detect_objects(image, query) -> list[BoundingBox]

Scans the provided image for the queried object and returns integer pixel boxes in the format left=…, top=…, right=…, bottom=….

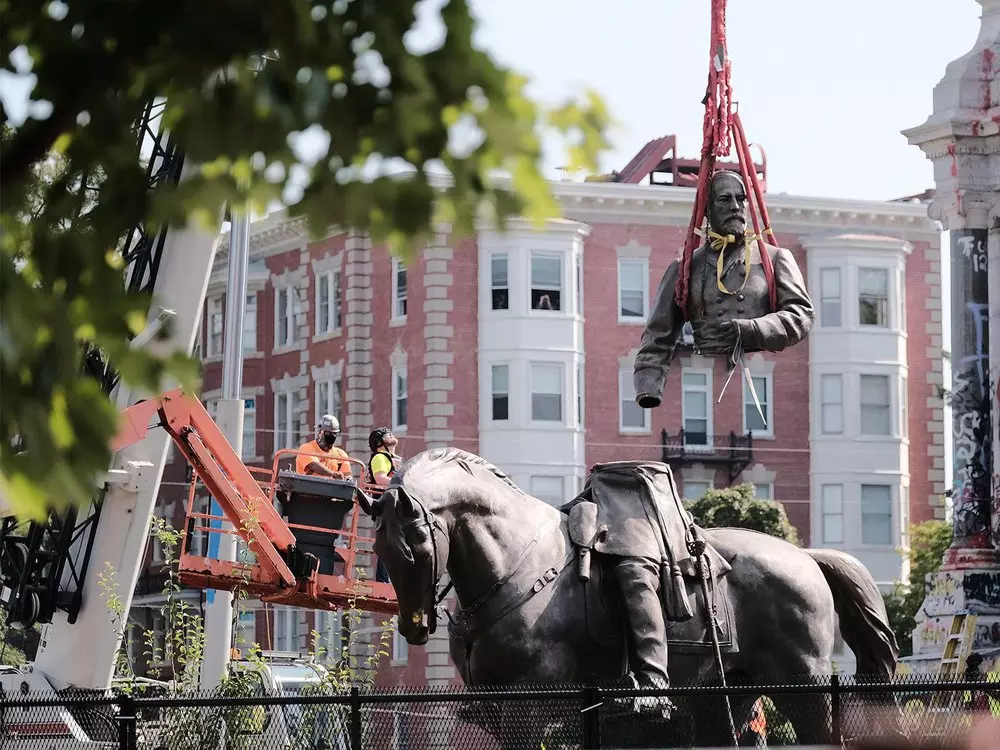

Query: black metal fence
left=1, top=675, right=996, bottom=749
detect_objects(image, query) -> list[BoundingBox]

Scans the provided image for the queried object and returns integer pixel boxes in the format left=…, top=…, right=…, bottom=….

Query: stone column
left=900, top=0, right=1000, bottom=672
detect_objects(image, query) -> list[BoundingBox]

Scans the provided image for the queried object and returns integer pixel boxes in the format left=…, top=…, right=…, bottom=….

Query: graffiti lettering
left=956, top=235, right=988, bottom=274
left=966, top=571, right=1000, bottom=610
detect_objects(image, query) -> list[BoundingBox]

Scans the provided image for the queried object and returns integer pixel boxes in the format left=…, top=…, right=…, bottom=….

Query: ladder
left=938, top=613, right=978, bottom=679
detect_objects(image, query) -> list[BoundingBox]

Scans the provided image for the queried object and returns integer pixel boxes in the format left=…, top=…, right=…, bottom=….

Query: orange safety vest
left=294, top=440, right=352, bottom=477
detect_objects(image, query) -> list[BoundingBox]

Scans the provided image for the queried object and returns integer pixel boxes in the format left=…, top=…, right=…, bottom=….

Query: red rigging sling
left=674, top=0, right=778, bottom=319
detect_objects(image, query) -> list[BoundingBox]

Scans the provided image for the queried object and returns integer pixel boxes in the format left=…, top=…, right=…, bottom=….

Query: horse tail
left=805, top=548, right=899, bottom=678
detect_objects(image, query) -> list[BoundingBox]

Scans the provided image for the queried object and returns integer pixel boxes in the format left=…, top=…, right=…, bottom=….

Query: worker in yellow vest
left=963, top=653, right=1000, bottom=716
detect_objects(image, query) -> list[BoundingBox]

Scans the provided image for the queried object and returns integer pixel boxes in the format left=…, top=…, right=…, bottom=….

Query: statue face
left=707, top=173, right=748, bottom=238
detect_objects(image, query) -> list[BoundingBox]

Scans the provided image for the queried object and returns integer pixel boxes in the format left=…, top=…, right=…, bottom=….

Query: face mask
left=318, top=432, right=337, bottom=449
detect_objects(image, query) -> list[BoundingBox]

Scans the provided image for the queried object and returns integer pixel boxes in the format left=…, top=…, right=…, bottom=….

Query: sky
left=1, top=0, right=984, bottom=202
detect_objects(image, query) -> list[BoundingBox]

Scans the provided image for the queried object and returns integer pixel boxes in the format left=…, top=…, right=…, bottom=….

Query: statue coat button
left=737, top=307, right=744, bottom=314
left=737, top=294, right=745, bottom=301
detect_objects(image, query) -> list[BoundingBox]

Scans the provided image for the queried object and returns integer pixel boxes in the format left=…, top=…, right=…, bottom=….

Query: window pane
left=822, top=485, right=844, bottom=544
left=620, top=371, right=645, bottom=429
left=860, top=375, right=890, bottom=435
left=859, top=268, right=888, bottom=296
left=242, top=408, right=256, bottom=460
left=683, top=391, right=706, bottom=419
left=744, top=376, right=769, bottom=433
left=532, top=394, right=562, bottom=421
left=491, top=365, right=509, bottom=393
left=244, top=294, right=257, bottom=353
left=822, top=404, right=843, bottom=434
left=621, top=290, right=646, bottom=319
left=682, top=371, right=707, bottom=388
left=821, top=374, right=842, bottom=403
left=492, top=395, right=509, bottom=421
left=861, top=485, right=892, bottom=545
left=860, top=375, right=889, bottom=404
left=821, top=301, right=841, bottom=328
left=684, top=481, right=709, bottom=500
left=823, top=515, right=844, bottom=545
left=820, top=268, right=840, bottom=297
left=684, top=419, right=708, bottom=445
left=619, top=261, right=644, bottom=291
left=317, top=381, right=329, bottom=421
left=531, top=476, right=564, bottom=506
left=531, top=363, right=562, bottom=395
left=318, top=274, right=330, bottom=331
left=491, top=255, right=508, bottom=287
left=755, top=484, right=772, bottom=500
left=531, top=256, right=561, bottom=288
left=859, top=268, right=889, bottom=327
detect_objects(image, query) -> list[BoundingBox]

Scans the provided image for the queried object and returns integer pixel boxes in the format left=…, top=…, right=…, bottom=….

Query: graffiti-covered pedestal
left=901, top=0, right=1000, bottom=675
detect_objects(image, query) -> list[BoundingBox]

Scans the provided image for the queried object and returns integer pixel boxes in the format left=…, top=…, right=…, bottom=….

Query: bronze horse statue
left=367, top=448, right=899, bottom=747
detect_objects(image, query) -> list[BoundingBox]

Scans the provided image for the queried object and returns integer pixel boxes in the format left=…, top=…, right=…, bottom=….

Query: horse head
left=371, top=483, right=450, bottom=645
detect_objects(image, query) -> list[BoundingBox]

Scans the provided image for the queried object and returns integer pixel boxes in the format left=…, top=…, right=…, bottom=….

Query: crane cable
left=674, top=0, right=778, bottom=319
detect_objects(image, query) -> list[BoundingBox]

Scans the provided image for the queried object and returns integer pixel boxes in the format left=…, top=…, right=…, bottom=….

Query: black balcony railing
left=660, top=429, right=754, bottom=483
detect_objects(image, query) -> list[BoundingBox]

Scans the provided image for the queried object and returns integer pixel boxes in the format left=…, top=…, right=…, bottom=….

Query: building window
left=821, top=374, right=843, bottom=435
left=316, top=270, right=342, bottom=334
left=490, top=364, right=509, bottom=421
left=743, top=374, right=772, bottom=437
left=858, top=268, right=889, bottom=327
left=242, top=397, right=256, bottom=460
left=207, top=296, right=223, bottom=357
left=274, top=606, right=303, bottom=653
left=392, top=366, right=408, bottom=431
left=491, top=254, right=509, bottom=311
left=244, top=293, right=258, bottom=354
left=619, top=368, right=649, bottom=432
left=901, top=377, right=908, bottom=440
left=684, top=480, right=710, bottom=500
left=530, top=362, right=563, bottom=422
left=275, top=285, right=299, bottom=348
left=755, top=483, right=774, bottom=501
left=618, top=258, right=648, bottom=321
left=530, top=253, right=562, bottom=311
left=860, top=374, right=891, bottom=435
left=821, top=484, right=843, bottom=544
left=861, top=484, right=892, bottom=545
left=392, top=617, right=409, bottom=665
left=315, top=377, right=342, bottom=423
left=575, top=253, right=583, bottom=315
left=188, top=495, right=211, bottom=557
left=274, top=390, right=298, bottom=451
left=819, top=268, right=841, bottom=328
left=577, top=363, right=584, bottom=427
left=236, top=610, right=256, bottom=652
left=530, top=475, right=564, bottom=506
left=681, top=370, right=712, bottom=447
left=392, top=258, right=407, bottom=320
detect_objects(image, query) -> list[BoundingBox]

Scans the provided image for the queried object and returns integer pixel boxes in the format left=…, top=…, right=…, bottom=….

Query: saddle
left=560, top=460, right=738, bottom=654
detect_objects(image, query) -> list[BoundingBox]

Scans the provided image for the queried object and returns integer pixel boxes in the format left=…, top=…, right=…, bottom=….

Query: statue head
left=707, top=170, right=748, bottom=240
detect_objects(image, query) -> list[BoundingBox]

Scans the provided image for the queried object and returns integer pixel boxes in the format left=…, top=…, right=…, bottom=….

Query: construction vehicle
left=0, top=98, right=396, bottom=745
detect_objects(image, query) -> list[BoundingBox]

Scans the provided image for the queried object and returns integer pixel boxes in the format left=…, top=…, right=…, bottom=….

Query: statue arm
left=634, top=260, right=683, bottom=408
left=740, top=247, right=815, bottom=352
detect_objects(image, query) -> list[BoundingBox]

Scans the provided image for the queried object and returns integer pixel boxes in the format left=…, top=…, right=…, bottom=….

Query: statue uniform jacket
left=634, top=241, right=814, bottom=404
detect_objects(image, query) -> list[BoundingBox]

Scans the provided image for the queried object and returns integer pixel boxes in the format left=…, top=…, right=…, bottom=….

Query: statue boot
left=615, top=558, right=674, bottom=718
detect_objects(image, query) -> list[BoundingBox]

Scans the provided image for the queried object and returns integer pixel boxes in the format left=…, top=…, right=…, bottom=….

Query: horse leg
left=769, top=691, right=834, bottom=746
left=685, top=692, right=758, bottom=748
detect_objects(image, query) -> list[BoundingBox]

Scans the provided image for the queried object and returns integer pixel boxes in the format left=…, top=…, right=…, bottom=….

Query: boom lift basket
left=115, top=390, right=397, bottom=615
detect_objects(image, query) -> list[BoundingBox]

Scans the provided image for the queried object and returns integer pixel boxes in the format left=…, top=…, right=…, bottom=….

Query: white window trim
left=314, top=376, right=342, bottom=424
left=681, top=368, right=714, bottom=450
left=530, top=475, right=564, bottom=506
left=617, top=257, right=649, bottom=325
left=529, top=361, right=565, bottom=425
left=490, top=252, right=510, bottom=313
left=754, top=482, right=774, bottom=501
left=857, top=266, right=892, bottom=330
left=859, top=483, right=895, bottom=548
left=242, top=398, right=257, bottom=462
left=391, top=257, right=408, bottom=324
left=576, top=363, right=584, bottom=429
left=391, top=617, right=409, bottom=665
left=820, top=373, right=844, bottom=436
left=206, top=296, right=224, bottom=360
left=818, top=267, right=842, bottom=329
left=273, top=284, right=300, bottom=352
left=575, top=251, right=584, bottom=318
left=243, top=292, right=259, bottom=356
left=742, top=372, right=774, bottom=439
left=858, top=373, right=894, bottom=438
left=391, top=365, right=408, bottom=433
left=529, top=251, right=564, bottom=315
left=619, top=368, right=650, bottom=434
left=314, top=269, right=343, bottom=340
left=490, top=363, right=510, bottom=422
left=820, top=483, right=844, bottom=545
left=273, top=390, right=298, bottom=453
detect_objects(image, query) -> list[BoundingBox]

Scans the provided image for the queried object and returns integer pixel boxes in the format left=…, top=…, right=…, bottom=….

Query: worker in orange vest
left=294, top=414, right=352, bottom=479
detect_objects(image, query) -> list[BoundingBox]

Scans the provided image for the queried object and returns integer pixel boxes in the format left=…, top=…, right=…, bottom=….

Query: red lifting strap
left=674, top=0, right=777, bottom=319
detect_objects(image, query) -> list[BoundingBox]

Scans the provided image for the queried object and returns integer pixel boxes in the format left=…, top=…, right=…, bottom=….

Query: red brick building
left=132, top=154, right=943, bottom=686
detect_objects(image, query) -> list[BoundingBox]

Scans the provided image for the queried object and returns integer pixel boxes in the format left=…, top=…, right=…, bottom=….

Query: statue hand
left=718, top=319, right=743, bottom=348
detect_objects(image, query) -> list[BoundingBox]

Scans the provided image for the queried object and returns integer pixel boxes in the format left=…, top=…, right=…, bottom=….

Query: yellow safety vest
left=964, top=671, right=1000, bottom=716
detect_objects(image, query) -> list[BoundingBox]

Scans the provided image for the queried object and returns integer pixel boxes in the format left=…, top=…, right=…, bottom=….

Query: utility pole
left=901, top=0, right=1000, bottom=671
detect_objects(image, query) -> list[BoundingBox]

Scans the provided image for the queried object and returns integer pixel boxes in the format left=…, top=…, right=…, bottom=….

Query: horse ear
left=395, top=488, right=418, bottom=519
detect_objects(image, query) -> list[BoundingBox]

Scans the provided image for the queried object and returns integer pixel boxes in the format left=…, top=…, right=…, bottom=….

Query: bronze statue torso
left=688, top=242, right=773, bottom=356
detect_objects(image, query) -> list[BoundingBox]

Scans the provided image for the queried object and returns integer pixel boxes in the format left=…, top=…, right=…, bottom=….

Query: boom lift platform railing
left=116, top=389, right=397, bottom=615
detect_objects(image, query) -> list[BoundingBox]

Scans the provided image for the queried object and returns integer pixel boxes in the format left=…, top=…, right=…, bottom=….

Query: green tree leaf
left=685, top=483, right=800, bottom=544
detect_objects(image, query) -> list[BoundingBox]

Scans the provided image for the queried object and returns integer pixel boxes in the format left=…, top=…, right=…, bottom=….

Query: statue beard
left=709, top=211, right=748, bottom=243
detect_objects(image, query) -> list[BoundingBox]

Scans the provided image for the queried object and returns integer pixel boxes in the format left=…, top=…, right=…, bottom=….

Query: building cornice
left=228, top=181, right=939, bottom=257
left=800, top=232, right=914, bottom=257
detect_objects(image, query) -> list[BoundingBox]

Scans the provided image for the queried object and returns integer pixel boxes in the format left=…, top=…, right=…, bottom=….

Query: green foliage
left=685, top=483, right=800, bottom=544
left=1, top=0, right=612, bottom=520
left=883, top=520, right=952, bottom=657
left=0, top=609, right=29, bottom=667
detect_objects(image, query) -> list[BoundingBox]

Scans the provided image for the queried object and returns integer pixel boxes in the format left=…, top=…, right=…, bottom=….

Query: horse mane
left=395, top=447, right=526, bottom=499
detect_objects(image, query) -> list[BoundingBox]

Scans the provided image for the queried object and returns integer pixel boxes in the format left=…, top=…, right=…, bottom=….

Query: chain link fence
left=1, top=675, right=996, bottom=749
